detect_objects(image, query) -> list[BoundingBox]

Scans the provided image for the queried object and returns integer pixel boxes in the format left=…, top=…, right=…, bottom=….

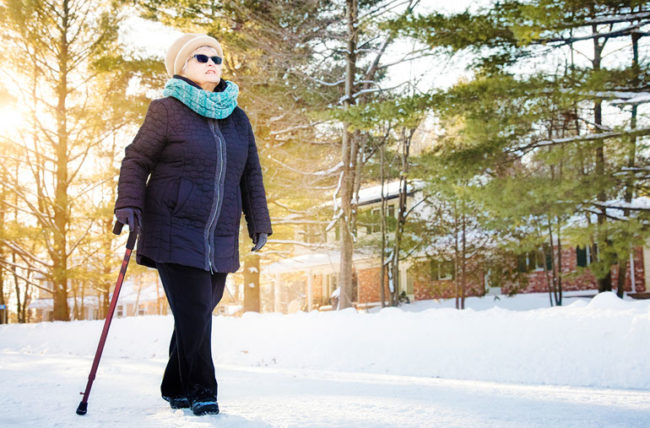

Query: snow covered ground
left=1, top=292, right=650, bottom=427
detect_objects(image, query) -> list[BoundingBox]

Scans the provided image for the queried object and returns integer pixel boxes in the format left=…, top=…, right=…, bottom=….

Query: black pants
left=156, top=262, right=227, bottom=402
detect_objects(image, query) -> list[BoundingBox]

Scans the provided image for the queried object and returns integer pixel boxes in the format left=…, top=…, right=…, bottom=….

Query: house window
left=323, top=273, right=338, bottom=305
left=529, top=252, right=543, bottom=271
left=576, top=245, right=597, bottom=267
left=328, top=273, right=338, bottom=294
left=431, top=260, right=454, bottom=281
left=138, top=304, right=145, bottom=316
left=116, top=305, right=124, bottom=318
left=362, top=205, right=398, bottom=235
left=517, top=248, right=552, bottom=272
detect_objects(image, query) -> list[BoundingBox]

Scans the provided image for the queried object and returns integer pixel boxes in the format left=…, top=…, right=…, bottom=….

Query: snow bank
left=1, top=292, right=649, bottom=390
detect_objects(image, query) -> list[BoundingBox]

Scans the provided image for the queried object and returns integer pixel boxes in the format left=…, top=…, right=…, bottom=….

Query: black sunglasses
left=191, top=54, right=222, bottom=65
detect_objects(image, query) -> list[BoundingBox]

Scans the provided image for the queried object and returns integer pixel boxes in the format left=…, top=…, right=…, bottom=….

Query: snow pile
left=1, top=292, right=649, bottom=390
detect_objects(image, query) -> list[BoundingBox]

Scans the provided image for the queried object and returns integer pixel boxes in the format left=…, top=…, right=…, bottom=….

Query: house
left=28, top=270, right=168, bottom=322
left=260, top=181, right=422, bottom=311
left=260, top=182, right=650, bottom=312
left=25, top=262, right=243, bottom=322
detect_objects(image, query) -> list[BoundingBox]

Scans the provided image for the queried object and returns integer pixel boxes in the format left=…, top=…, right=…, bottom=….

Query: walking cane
left=76, top=221, right=137, bottom=415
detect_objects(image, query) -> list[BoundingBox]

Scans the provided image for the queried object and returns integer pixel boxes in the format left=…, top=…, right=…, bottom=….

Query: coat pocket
left=213, top=235, right=235, bottom=259
left=171, top=178, right=194, bottom=217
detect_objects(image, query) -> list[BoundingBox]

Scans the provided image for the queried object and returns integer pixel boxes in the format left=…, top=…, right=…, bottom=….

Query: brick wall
left=413, top=277, right=485, bottom=301
left=261, top=246, right=647, bottom=311
left=311, top=274, right=324, bottom=307
left=412, top=246, right=646, bottom=300
left=356, top=267, right=390, bottom=304
left=508, top=246, right=646, bottom=294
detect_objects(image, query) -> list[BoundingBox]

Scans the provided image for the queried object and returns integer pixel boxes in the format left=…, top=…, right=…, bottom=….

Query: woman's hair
left=180, top=45, right=220, bottom=74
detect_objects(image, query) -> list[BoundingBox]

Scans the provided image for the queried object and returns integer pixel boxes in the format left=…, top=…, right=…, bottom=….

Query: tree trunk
left=52, top=0, right=72, bottom=320
left=390, top=129, right=411, bottom=305
left=337, top=0, right=359, bottom=310
left=13, top=256, right=23, bottom=323
left=591, top=19, right=612, bottom=293
left=379, top=142, right=386, bottom=307
left=80, top=278, right=86, bottom=320
left=454, top=203, right=460, bottom=310
left=616, top=259, right=628, bottom=298
left=617, top=31, right=641, bottom=299
left=460, top=210, right=466, bottom=310
left=22, top=274, right=31, bottom=323
left=0, top=196, right=5, bottom=323
left=243, top=253, right=261, bottom=312
left=555, top=219, right=563, bottom=306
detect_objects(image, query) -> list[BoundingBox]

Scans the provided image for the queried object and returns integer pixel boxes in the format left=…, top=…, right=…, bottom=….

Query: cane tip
left=76, top=401, right=88, bottom=415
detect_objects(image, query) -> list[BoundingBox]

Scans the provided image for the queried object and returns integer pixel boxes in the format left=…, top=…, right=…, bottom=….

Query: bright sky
left=118, top=0, right=486, bottom=93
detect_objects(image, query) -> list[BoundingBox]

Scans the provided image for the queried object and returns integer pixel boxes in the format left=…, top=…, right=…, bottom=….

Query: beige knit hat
left=165, top=33, right=224, bottom=77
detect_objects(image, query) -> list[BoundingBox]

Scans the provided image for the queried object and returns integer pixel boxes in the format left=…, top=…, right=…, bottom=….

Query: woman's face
left=180, top=46, right=222, bottom=88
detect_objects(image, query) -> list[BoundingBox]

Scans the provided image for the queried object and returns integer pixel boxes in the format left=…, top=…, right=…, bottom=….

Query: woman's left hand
left=251, top=233, right=268, bottom=252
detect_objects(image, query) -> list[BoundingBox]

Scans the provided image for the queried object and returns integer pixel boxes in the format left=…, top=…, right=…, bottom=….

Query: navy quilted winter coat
left=115, top=78, right=272, bottom=273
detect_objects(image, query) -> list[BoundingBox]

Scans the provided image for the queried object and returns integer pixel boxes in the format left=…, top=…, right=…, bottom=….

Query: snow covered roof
left=29, top=295, right=100, bottom=310
left=28, top=278, right=162, bottom=310
left=262, top=250, right=370, bottom=274
left=352, top=180, right=425, bottom=206
left=321, top=179, right=425, bottom=209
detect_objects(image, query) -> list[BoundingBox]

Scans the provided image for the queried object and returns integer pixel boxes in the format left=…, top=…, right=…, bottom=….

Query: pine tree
left=0, top=0, right=146, bottom=320
left=392, top=0, right=650, bottom=295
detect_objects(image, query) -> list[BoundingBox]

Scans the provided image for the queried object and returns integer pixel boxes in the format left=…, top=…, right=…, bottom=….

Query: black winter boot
left=162, top=395, right=190, bottom=409
left=191, top=399, right=219, bottom=416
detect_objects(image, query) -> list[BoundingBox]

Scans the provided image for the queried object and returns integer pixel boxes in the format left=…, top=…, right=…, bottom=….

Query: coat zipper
left=204, top=119, right=227, bottom=273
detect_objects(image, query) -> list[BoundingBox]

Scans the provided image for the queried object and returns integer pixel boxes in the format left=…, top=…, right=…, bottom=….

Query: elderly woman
left=114, top=33, right=272, bottom=416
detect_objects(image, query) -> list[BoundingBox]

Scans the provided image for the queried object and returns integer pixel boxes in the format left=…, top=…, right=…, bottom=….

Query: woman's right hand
left=115, top=207, right=142, bottom=234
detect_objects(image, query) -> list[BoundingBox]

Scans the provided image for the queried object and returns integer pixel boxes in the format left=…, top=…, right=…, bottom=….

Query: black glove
left=115, top=207, right=142, bottom=234
left=251, top=232, right=268, bottom=252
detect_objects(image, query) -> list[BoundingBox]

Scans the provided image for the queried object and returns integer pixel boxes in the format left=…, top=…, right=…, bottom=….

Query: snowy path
left=2, top=352, right=649, bottom=428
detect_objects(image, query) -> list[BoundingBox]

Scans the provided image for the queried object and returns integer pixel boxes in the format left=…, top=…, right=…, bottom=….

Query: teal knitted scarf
left=162, top=77, right=239, bottom=119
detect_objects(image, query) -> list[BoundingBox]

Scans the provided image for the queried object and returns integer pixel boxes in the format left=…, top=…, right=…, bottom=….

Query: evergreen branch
left=376, top=50, right=437, bottom=70
left=272, top=200, right=307, bottom=215
left=610, top=93, right=650, bottom=106
left=267, top=156, right=343, bottom=176
left=68, top=177, right=114, bottom=202
left=66, top=139, right=95, bottom=186
left=0, top=257, right=50, bottom=279
left=66, top=220, right=95, bottom=258
left=300, top=74, right=345, bottom=87
left=0, top=195, right=56, bottom=231
left=326, top=209, right=343, bottom=233
left=0, top=239, right=53, bottom=269
left=265, top=239, right=337, bottom=249
left=399, top=241, right=423, bottom=262
left=270, top=219, right=331, bottom=225
left=363, top=37, right=393, bottom=86
left=577, top=116, right=613, bottom=132
left=66, top=1, right=95, bottom=48
left=269, top=120, right=326, bottom=136
left=255, top=249, right=293, bottom=258
left=591, top=202, right=650, bottom=212
left=537, top=23, right=647, bottom=45
left=581, top=10, right=650, bottom=26
left=0, top=263, right=52, bottom=294
left=358, top=0, right=411, bottom=24
left=405, top=196, right=428, bottom=219
left=583, top=208, right=629, bottom=222
left=511, top=127, right=650, bottom=154
left=32, top=116, right=60, bottom=148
